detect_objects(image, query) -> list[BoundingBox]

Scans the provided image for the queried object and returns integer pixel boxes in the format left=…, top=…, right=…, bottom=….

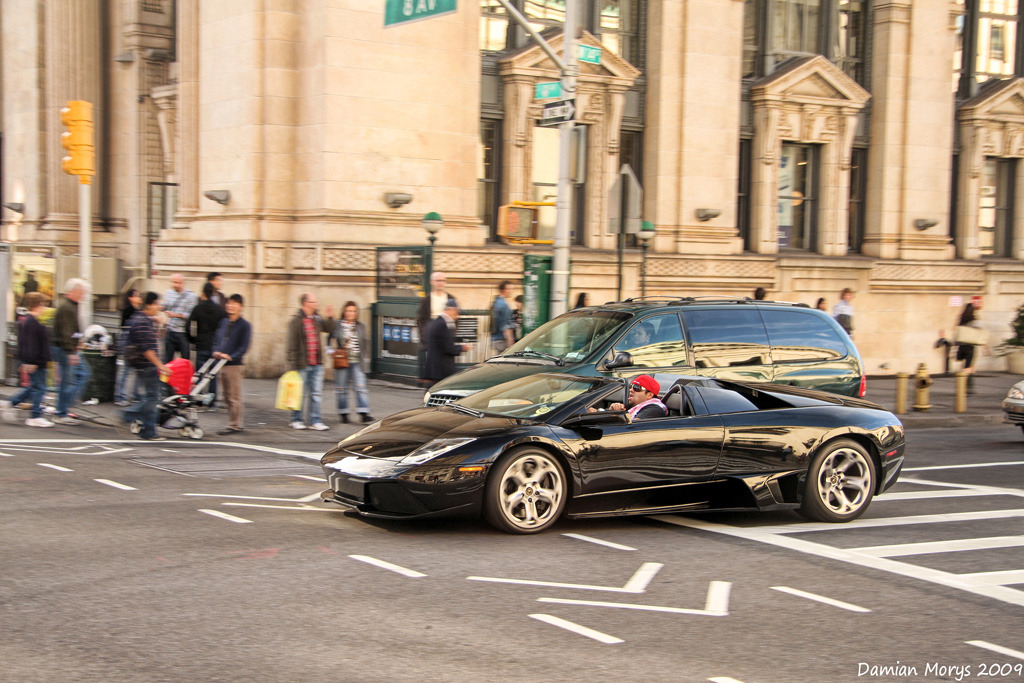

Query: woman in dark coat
left=115, top=289, right=142, bottom=405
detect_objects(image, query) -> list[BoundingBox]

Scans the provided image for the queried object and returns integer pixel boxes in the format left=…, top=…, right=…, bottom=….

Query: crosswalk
left=652, top=459, right=1024, bottom=608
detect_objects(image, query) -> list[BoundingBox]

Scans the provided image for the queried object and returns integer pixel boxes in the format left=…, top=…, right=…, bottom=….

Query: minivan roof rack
left=606, top=296, right=811, bottom=308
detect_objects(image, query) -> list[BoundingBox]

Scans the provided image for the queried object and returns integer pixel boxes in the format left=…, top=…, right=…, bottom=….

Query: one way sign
left=541, top=98, right=576, bottom=126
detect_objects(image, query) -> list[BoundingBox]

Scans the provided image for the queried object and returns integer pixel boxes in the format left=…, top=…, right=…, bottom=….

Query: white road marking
left=850, top=536, right=1024, bottom=557
left=290, top=474, right=325, bottom=481
left=709, top=678, right=745, bottom=683
left=468, top=562, right=663, bottom=594
left=563, top=533, right=637, bottom=551
left=904, top=461, right=1024, bottom=472
left=652, top=515, right=1024, bottom=608
left=744, top=509, right=1024, bottom=535
left=0, top=451, right=14, bottom=457
left=184, top=492, right=322, bottom=503
left=222, top=503, right=337, bottom=512
left=37, top=463, right=73, bottom=472
left=94, top=478, right=137, bottom=491
left=898, top=477, right=1024, bottom=499
left=199, top=509, right=252, bottom=524
left=770, top=586, right=871, bottom=613
left=0, top=439, right=319, bottom=459
left=528, top=614, right=623, bottom=645
left=876, top=489, right=1005, bottom=501
left=956, top=569, right=1024, bottom=586
left=965, top=640, right=1024, bottom=660
left=349, top=555, right=426, bottom=578
left=538, top=581, right=731, bottom=617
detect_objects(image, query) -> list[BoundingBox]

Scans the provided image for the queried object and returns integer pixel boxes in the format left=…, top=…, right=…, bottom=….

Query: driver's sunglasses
left=630, top=384, right=646, bottom=392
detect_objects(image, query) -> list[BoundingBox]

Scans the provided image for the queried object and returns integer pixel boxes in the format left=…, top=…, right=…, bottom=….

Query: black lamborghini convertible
left=320, top=373, right=905, bottom=534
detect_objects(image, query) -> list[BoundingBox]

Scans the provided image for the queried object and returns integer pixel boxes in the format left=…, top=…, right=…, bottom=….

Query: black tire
left=798, top=438, right=876, bottom=523
left=483, top=448, right=567, bottom=534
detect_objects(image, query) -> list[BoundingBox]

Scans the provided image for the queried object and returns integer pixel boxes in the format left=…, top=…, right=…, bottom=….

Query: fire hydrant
left=913, top=363, right=933, bottom=412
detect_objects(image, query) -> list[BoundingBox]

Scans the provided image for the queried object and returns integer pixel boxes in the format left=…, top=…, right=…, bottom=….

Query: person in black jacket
left=423, top=298, right=471, bottom=386
left=188, top=282, right=227, bottom=406
left=4, top=292, right=53, bottom=427
left=114, top=289, right=142, bottom=406
left=212, top=294, right=252, bottom=434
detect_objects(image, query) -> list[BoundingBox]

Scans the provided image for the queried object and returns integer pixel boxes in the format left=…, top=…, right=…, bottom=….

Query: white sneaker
left=290, top=421, right=307, bottom=430
left=53, top=416, right=79, bottom=425
left=25, top=417, right=54, bottom=428
left=310, top=422, right=329, bottom=431
left=0, top=400, right=15, bottom=422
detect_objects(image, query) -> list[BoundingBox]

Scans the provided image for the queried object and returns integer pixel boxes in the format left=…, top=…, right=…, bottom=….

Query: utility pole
left=495, top=0, right=578, bottom=319
left=60, top=101, right=96, bottom=328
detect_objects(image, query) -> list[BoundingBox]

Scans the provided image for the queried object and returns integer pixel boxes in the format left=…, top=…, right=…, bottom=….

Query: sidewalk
left=1, top=371, right=1017, bottom=441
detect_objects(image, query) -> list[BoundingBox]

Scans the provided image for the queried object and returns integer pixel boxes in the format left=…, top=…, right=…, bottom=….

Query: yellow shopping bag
left=275, top=370, right=304, bottom=411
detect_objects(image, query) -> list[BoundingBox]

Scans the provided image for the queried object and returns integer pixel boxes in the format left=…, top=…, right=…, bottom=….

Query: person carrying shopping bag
left=331, top=301, right=374, bottom=424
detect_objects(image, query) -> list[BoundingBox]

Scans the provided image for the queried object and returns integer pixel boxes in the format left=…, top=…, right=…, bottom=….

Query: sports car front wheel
left=484, top=448, right=567, bottom=534
left=798, top=439, right=876, bottom=523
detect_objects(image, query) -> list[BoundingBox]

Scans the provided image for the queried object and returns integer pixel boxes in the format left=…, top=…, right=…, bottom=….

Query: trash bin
left=83, top=350, right=117, bottom=403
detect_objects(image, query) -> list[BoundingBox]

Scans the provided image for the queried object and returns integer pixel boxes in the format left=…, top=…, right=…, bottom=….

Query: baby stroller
left=128, top=357, right=227, bottom=439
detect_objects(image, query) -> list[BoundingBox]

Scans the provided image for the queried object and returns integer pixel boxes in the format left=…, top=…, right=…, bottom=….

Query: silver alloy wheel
left=815, top=446, right=872, bottom=515
left=496, top=452, right=564, bottom=531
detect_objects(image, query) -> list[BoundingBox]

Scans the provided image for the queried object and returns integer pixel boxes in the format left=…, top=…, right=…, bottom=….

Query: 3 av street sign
left=541, top=98, right=575, bottom=126
left=534, top=81, right=563, bottom=100
left=384, top=0, right=456, bottom=27
left=578, top=45, right=602, bottom=65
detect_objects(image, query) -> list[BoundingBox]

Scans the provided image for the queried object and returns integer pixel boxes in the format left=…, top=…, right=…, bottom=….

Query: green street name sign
left=578, top=45, right=602, bottom=65
left=534, top=81, right=563, bottom=100
left=385, top=0, right=457, bottom=27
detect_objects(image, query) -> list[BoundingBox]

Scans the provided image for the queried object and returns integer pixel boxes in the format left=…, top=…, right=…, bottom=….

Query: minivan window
left=681, top=309, right=771, bottom=368
left=760, top=309, right=847, bottom=361
left=500, top=310, right=631, bottom=362
left=614, top=313, right=687, bottom=367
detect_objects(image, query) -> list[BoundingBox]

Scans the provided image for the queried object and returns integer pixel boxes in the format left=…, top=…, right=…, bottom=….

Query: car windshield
left=456, top=374, right=606, bottom=419
left=492, top=310, right=631, bottom=363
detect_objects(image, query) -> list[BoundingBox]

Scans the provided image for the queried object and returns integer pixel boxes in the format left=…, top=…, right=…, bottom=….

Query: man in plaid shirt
left=286, top=293, right=334, bottom=430
left=122, top=292, right=171, bottom=440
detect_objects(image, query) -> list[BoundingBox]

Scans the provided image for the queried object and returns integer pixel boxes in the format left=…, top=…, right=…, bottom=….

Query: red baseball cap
left=631, top=374, right=660, bottom=395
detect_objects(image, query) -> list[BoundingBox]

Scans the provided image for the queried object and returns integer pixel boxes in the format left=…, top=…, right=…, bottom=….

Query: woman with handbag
left=331, top=301, right=374, bottom=424
left=954, top=302, right=986, bottom=394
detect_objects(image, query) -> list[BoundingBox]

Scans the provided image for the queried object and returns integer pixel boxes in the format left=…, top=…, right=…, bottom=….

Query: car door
left=568, top=409, right=725, bottom=504
left=605, top=313, right=689, bottom=377
left=759, top=309, right=862, bottom=396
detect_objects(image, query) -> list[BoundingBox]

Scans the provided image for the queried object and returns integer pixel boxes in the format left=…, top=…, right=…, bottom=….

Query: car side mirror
left=562, top=411, right=629, bottom=441
left=604, top=351, right=633, bottom=369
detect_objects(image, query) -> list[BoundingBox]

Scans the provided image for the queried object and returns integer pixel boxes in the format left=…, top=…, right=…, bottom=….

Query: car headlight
left=401, top=437, right=476, bottom=465
left=1008, top=387, right=1024, bottom=400
left=338, top=419, right=381, bottom=445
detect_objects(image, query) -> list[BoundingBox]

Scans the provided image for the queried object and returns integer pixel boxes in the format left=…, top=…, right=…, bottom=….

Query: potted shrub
left=997, top=302, right=1024, bottom=374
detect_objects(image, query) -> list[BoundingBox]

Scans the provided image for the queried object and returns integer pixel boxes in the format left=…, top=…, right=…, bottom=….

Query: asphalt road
left=1, top=419, right=1022, bottom=682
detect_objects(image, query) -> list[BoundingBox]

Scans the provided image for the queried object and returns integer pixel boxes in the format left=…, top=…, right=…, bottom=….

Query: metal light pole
left=550, top=0, right=578, bottom=319
left=636, top=221, right=655, bottom=298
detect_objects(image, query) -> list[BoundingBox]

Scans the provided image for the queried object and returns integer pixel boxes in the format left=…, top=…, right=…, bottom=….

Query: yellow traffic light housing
left=497, top=202, right=551, bottom=244
left=60, top=100, right=95, bottom=183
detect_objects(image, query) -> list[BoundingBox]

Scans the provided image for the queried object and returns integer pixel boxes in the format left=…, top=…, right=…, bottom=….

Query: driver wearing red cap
left=591, top=374, right=668, bottom=421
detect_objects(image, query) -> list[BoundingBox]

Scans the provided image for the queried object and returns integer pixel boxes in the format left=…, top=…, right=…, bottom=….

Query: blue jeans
left=334, top=363, right=370, bottom=415
left=114, top=360, right=141, bottom=403
left=291, top=364, right=324, bottom=425
left=123, top=366, right=160, bottom=439
left=162, top=330, right=191, bottom=364
left=51, top=347, right=91, bottom=417
left=11, top=365, right=49, bottom=418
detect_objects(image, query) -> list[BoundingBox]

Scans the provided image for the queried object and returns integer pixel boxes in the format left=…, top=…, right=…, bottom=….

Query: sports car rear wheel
left=484, top=448, right=566, bottom=534
left=799, top=439, right=876, bottom=523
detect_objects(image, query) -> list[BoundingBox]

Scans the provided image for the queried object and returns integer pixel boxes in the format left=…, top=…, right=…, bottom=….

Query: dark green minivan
left=424, top=297, right=865, bottom=405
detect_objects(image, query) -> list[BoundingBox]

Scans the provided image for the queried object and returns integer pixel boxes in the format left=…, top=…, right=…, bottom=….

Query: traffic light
left=497, top=204, right=540, bottom=242
left=60, top=100, right=95, bottom=182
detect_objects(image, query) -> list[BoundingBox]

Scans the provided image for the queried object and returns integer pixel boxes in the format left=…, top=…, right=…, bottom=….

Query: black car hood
left=328, top=407, right=520, bottom=461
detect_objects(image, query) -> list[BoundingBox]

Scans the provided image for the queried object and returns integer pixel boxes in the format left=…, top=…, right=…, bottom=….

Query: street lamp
left=636, top=221, right=655, bottom=297
left=422, top=212, right=443, bottom=247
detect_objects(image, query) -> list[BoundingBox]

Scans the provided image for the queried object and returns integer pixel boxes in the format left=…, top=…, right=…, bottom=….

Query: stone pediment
left=751, top=56, right=869, bottom=109
left=959, top=77, right=1024, bottom=123
left=498, top=30, right=641, bottom=85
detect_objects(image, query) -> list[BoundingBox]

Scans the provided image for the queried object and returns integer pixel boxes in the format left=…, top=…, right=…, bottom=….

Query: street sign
left=578, top=45, right=602, bottom=65
left=541, top=98, right=575, bottom=126
left=384, top=0, right=456, bottom=27
left=534, top=81, right=563, bottom=100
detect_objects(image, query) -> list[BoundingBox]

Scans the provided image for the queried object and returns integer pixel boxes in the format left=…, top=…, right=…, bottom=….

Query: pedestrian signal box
left=497, top=203, right=551, bottom=244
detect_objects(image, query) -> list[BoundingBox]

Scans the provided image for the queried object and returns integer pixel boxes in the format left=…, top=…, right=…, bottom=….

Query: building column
left=750, top=104, right=780, bottom=255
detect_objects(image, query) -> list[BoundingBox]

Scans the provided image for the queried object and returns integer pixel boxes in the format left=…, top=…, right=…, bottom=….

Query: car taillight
left=859, top=374, right=867, bottom=397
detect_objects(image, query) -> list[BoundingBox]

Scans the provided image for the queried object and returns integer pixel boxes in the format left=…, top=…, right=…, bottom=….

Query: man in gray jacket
left=286, top=293, right=334, bottom=430
left=51, top=278, right=92, bottom=424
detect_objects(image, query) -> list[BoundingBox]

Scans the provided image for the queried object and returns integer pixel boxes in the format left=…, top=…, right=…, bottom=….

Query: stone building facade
left=2, top=0, right=1024, bottom=380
